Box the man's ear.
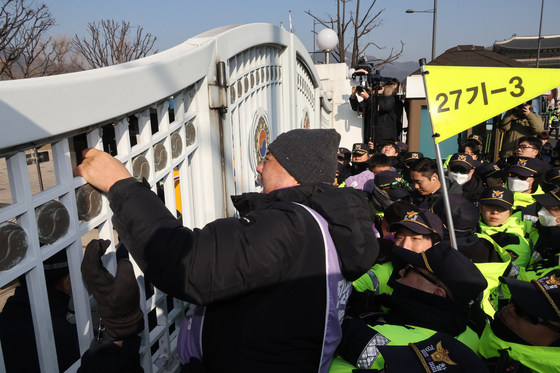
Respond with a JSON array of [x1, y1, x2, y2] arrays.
[[432, 173, 438, 182], [433, 286, 447, 299]]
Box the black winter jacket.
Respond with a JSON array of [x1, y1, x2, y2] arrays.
[[411, 177, 463, 206], [108, 180, 379, 372], [350, 94, 396, 144], [461, 173, 485, 206]]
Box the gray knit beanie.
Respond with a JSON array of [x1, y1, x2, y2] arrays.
[[268, 129, 340, 184]]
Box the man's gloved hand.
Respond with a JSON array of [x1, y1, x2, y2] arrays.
[[81, 239, 144, 340]]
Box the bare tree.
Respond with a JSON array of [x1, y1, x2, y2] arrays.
[[0, 0, 56, 79], [21, 35, 85, 77], [306, 0, 404, 69], [72, 20, 158, 69], [45, 35, 86, 74]]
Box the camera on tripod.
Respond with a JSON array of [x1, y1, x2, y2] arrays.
[[351, 56, 373, 94], [352, 70, 369, 92], [370, 70, 393, 92], [352, 56, 372, 76]]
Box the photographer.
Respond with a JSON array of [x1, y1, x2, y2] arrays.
[[350, 82, 397, 146], [499, 101, 544, 159]]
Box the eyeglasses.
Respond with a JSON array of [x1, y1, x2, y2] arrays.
[[517, 144, 536, 150], [508, 172, 533, 181], [404, 263, 442, 288], [512, 300, 560, 334], [379, 180, 409, 189]]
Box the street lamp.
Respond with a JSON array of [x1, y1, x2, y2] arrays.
[[316, 28, 338, 64], [406, 0, 438, 61], [536, 0, 545, 68]]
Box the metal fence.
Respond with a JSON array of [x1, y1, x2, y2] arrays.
[[0, 23, 331, 372]]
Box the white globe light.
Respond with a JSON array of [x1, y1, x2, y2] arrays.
[[316, 29, 338, 52]]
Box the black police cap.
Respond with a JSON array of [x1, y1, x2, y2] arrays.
[[393, 243, 488, 306]]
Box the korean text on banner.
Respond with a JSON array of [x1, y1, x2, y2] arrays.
[[423, 66, 560, 143]]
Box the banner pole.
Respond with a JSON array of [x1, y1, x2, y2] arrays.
[[419, 59, 458, 250]]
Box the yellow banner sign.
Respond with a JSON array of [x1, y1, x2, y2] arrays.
[[423, 66, 560, 143]]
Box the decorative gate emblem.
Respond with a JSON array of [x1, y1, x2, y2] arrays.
[[303, 111, 310, 129], [254, 116, 270, 165]]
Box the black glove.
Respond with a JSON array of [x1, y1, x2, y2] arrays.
[[81, 239, 144, 340]]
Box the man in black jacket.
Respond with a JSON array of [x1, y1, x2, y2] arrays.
[[74, 129, 379, 373], [350, 85, 396, 145], [0, 251, 80, 372], [409, 158, 462, 206]]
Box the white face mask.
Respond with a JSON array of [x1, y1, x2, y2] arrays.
[[449, 171, 470, 185], [538, 207, 560, 227], [508, 177, 531, 192]]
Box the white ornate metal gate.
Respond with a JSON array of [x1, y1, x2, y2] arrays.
[[0, 23, 332, 372]]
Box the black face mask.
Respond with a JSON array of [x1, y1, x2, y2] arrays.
[[350, 161, 368, 175], [491, 308, 534, 346]]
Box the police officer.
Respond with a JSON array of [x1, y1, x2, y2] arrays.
[[431, 194, 512, 317], [479, 270, 560, 372], [330, 243, 487, 372], [349, 143, 370, 176]]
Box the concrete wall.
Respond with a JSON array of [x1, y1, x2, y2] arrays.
[[315, 63, 364, 149]]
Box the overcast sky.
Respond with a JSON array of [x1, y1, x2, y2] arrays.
[[45, 0, 560, 64]]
